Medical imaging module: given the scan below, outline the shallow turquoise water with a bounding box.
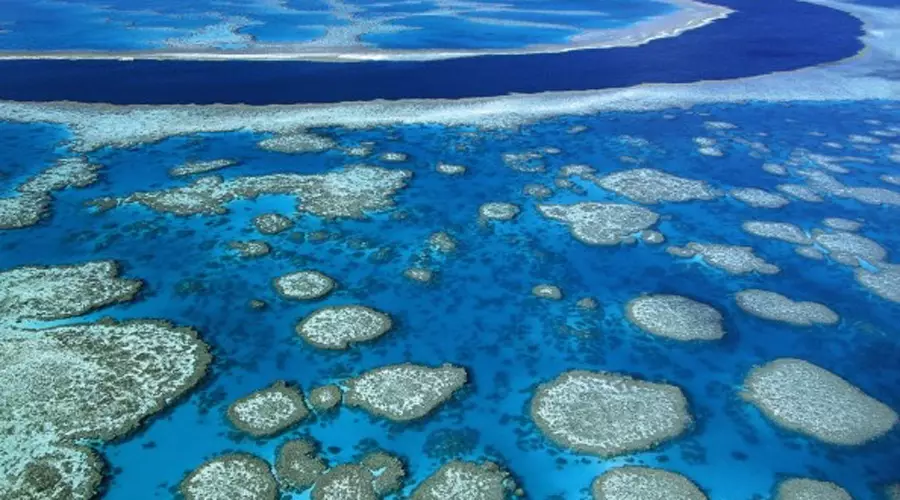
[0,0,678,51]
[360,15,579,50]
[1,101,898,498]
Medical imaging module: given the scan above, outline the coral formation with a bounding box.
[296,305,392,350]
[735,289,839,326]
[592,466,707,500]
[743,358,898,445]
[626,295,724,341]
[227,381,310,437]
[531,370,691,456]
[345,363,467,421]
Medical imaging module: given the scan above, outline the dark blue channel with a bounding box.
[0,0,864,104]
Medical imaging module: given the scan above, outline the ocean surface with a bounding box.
[1,0,900,498]
[1,100,899,499]
[0,0,672,52]
[0,0,862,104]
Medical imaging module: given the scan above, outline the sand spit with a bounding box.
[743,358,898,445]
[775,478,851,500]
[538,202,661,245]
[274,270,336,300]
[667,242,779,275]
[106,165,411,219]
[180,453,278,500]
[735,289,839,326]
[531,370,691,457]
[227,381,310,437]
[0,260,142,323]
[170,159,238,177]
[1,320,211,499]
[411,460,516,500]
[296,305,392,350]
[596,168,721,204]
[345,363,467,422]
[742,221,811,245]
[592,466,707,500]
[626,294,724,341]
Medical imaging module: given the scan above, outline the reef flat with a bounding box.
[274,270,336,300]
[180,453,277,500]
[531,370,691,456]
[276,439,328,492]
[170,159,237,177]
[345,363,467,421]
[776,478,852,500]
[667,242,780,275]
[226,381,310,437]
[538,203,661,245]
[1,320,210,498]
[595,168,721,204]
[743,359,898,445]
[735,289,839,326]
[0,260,142,322]
[626,294,725,341]
[742,221,811,245]
[0,156,101,229]
[592,466,707,500]
[100,166,411,219]
[296,305,392,349]
[412,460,516,500]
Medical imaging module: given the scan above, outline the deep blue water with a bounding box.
[1,101,898,499]
[0,0,862,104]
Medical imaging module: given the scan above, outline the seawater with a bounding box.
[1,101,898,499]
[0,0,671,52]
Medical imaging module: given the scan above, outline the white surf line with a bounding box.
[0,0,730,62]
[0,0,894,154]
